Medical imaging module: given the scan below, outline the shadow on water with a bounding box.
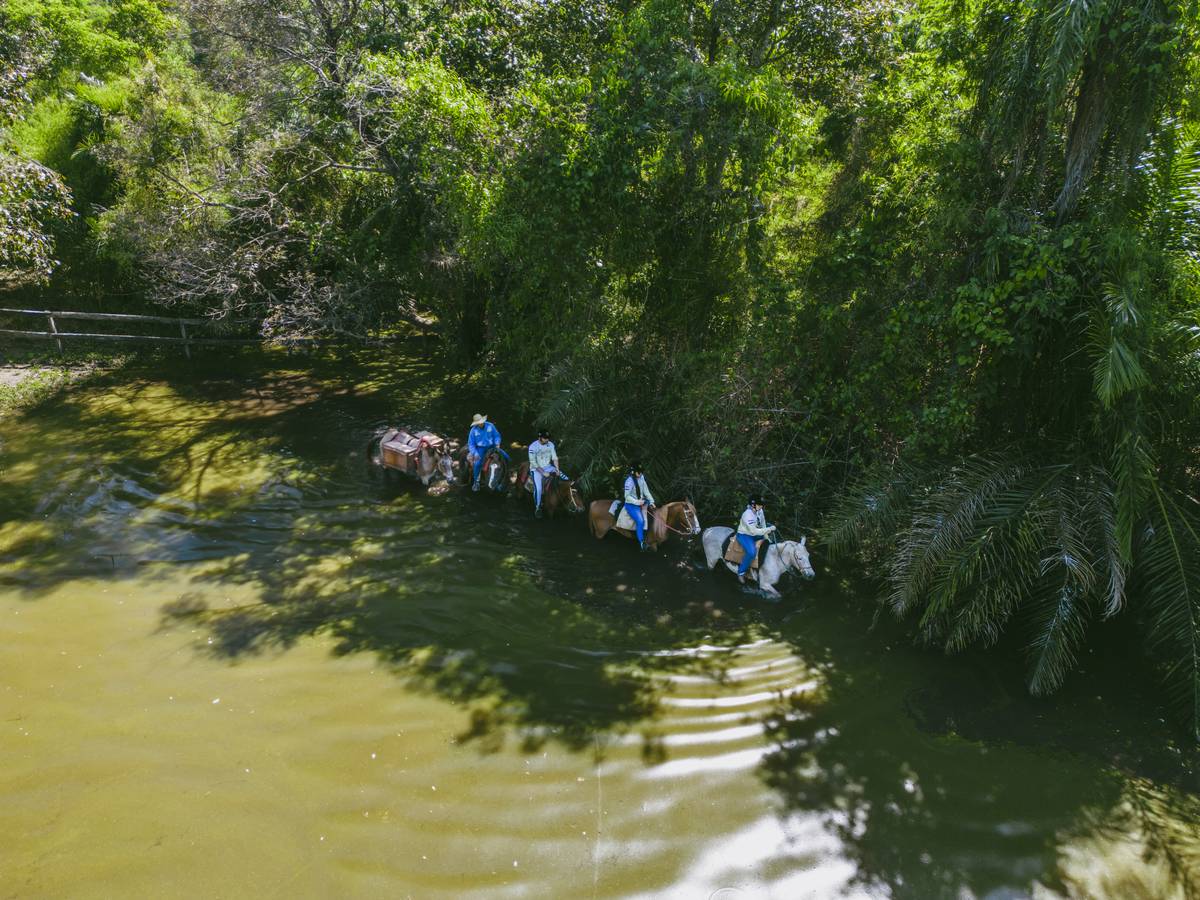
[3,342,765,754]
[759,581,1200,899]
[160,530,759,754]
[0,343,482,594]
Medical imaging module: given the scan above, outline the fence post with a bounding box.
[47,313,63,354]
[179,320,191,359]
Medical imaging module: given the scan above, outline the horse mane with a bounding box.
[650,503,669,543]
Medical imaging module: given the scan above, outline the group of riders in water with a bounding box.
[373,413,814,596]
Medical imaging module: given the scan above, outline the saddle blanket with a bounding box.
[608,501,637,531]
[723,535,764,571]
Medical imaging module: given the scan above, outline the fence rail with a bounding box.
[0,308,306,356]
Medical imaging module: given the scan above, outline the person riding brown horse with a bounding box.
[516,461,584,517]
[588,495,702,550]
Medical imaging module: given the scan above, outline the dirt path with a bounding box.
[0,366,40,388]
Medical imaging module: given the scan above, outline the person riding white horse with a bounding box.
[528,429,568,518]
[736,496,777,584]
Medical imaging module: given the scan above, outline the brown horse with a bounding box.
[588,499,702,550]
[515,463,584,516]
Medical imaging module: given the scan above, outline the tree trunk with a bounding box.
[1054,42,1112,219]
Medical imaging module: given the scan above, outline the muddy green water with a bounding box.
[2,349,1198,899]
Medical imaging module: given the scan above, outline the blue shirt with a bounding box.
[468,422,501,456]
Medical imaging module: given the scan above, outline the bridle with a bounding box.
[416,437,456,483]
[560,479,584,513]
[648,502,700,537]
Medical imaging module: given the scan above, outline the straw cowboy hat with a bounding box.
[471,413,488,426]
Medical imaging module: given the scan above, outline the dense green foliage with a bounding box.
[3,0,1200,734]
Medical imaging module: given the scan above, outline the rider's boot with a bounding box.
[535,505,543,519]
[472,479,480,492]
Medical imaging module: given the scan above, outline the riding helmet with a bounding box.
[748,495,763,506]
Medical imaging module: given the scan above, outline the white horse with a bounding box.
[701,526,815,596]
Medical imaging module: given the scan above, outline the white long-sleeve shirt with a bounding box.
[528,439,558,470]
[737,506,772,537]
[623,474,654,506]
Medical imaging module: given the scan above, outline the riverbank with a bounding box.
[0,359,124,418]
[0,342,170,417]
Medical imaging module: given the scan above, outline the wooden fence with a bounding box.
[1,308,265,358]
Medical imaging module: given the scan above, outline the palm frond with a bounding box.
[1138,485,1200,740]
[890,454,1030,618]
[823,461,920,556]
[1026,578,1092,696]
[1040,0,1105,105]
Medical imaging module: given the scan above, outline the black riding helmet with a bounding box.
[748,495,763,507]
[629,461,643,475]
[537,429,550,439]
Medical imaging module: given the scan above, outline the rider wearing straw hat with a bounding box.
[467,413,508,490]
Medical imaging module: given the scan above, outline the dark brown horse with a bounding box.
[587,499,702,550]
[457,445,510,493]
[515,463,584,516]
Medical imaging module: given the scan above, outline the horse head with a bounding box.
[679,499,702,536]
[783,537,815,579]
[562,480,584,513]
[416,445,437,486]
[436,449,456,485]
[485,449,505,491]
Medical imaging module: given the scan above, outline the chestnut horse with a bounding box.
[588,499,702,550]
[515,462,584,516]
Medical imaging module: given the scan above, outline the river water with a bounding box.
[1,348,1197,899]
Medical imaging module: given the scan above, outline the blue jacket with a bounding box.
[468,422,502,456]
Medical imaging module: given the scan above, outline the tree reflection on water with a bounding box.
[757,626,1200,899]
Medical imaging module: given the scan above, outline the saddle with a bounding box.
[722,533,764,571]
[381,429,444,474]
[608,500,637,531]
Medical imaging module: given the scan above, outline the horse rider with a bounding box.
[528,429,567,517]
[619,461,656,550]
[736,496,777,583]
[467,413,509,491]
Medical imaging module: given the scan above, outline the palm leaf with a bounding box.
[1138,485,1200,740]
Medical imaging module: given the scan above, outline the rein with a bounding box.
[648,504,698,537]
